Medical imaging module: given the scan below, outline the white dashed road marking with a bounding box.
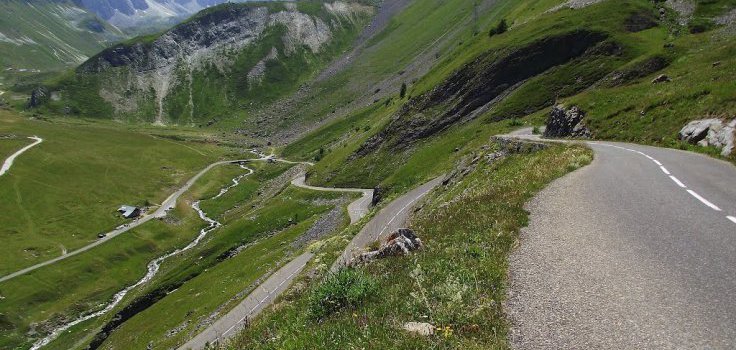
[669,176,686,188]
[687,190,722,212]
[594,142,734,224]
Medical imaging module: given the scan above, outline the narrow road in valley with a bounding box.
[180,173,441,350]
[0,135,43,176]
[31,164,256,350]
[0,158,254,283]
[331,177,443,271]
[291,175,373,224]
[506,129,736,349]
[178,252,314,350]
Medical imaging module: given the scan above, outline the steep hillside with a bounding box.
[219,0,736,348]
[44,1,373,126]
[298,0,736,192]
[0,0,123,73]
[75,0,265,33]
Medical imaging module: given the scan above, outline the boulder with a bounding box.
[679,118,735,156]
[349,228,422,266]
[27,86,49,108]
[544,105,591,138]
[651,74,671,84]
[403,322,435,336]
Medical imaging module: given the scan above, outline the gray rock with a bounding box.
[27,86,49,108]
[679,118,721,143]
[651,74,671,84]
[679,118,735,156]
[349,228,422,266]
[403,322,435,336]
[544,105,591,138]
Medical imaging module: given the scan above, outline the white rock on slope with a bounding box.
[679,118,736,156]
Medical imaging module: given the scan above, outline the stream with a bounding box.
[31,164,253,350]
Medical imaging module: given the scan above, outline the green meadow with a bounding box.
[0,110,229,274]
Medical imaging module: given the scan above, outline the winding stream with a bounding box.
[31,164,253,350]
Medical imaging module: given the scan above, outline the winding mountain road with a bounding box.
[506,129,736,349]
[0,135,43,177]
[0,158,254,283]
[180,169,441,349]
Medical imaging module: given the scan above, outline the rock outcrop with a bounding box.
[27,87,49,109]
[353,30,608,157]
[544,105,591,138]
[679,118,735,156]
[66,2,372,124]
[349,228,422,266]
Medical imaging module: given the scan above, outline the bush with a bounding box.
[308,268,378,320]
[507,118,524,127]
[532,126,541,135]
[400,82,407,99]
[688,18,714,34]
[489,19,508,37]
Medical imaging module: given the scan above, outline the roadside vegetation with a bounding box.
[36,163,357,349]
[225,144,593,349]
[3,0,735,348]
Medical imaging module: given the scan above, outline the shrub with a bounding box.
[400,82,407,99]
[507,118,524,127]
[532,126,541,135]
[688,18,714,34]
[489,19,508,37]
[308,268,378,320]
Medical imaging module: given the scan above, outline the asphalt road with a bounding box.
[506,130,736,349]
[331,177,443,271]
[178,252,314,350]
[181,176,441,350]
[291,174,373,224]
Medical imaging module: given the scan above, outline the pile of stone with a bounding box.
[678,118,735,156]
[349,228,422,266]
[544,105,591,138]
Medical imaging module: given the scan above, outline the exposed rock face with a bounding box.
[27,87,49,109]
[247,47,279,86]
[75,2,372,124]
[548,0,607,12]
[353,30,608,158]
[349,228,422,266]
[544,105,591,138]
[665,0,695,25]
[679,118,735,156]
[599,56,669,87]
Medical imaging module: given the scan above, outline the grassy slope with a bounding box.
[0,0,121,73]
[31,160,357,349]
[228,145,593,349]
[0,110,229,273]
[0,137,31,159]
[0,110,238,349]
[219,0,735,347]
[93,187,353,350]
[298,0,736,195]
[556,26,736,160]
[47,1,372,126]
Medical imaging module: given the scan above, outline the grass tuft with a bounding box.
[308,268,378,320]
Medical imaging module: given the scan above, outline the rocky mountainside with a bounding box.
[73,0,263,32]
[46,1,373,125]
[0,0,124,72]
